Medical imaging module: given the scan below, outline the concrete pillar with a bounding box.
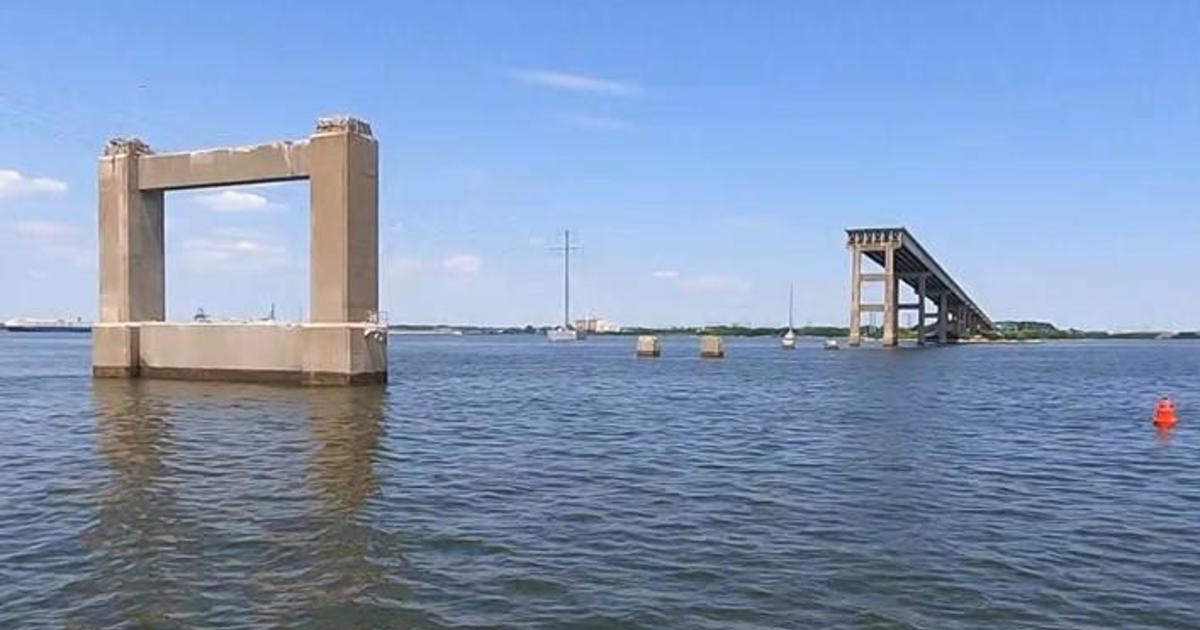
[95,138,163,378]
[938,293,948,344]
[916,274,926,346]
[309,117,379,323]
[636,335,661,357]
[98,138,164,323]
[699,335,725,358]
[848,245,862,346]
[882,244,897,347]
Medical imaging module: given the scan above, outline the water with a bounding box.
[1,333,1199,629]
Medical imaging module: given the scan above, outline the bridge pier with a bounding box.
[93,116,388,385]
[915,274,927,346]
[938,293,949,343]
[849,245,862,346]
[847,227,992,347]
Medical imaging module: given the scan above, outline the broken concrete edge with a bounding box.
[137,139,310,161]
[103,137,153,156]
[314,115,373,137]
[103,113,372,161]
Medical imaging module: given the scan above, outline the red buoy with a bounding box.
[1153,397,1178,429]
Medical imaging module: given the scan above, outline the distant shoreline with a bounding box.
[3,322,1195,341]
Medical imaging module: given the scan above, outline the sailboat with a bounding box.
[547,229,583,342]
[780,284,797,349]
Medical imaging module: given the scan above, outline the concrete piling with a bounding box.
[636,335,661,357]
[699,335,725,359]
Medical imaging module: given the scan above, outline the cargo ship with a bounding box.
[1,317,92,333]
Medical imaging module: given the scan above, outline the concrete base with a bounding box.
[92,322,388,386]
[636,335,661,357]
[699,335,725,359]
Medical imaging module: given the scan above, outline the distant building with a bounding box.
[574,317,622,334]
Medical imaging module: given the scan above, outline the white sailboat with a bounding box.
[547,229,582,342]
[780,284,797,349]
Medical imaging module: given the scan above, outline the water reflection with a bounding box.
[305,386,386,516]
[77,379,183,626]
[75,379,402,626]
[296,386,413,624]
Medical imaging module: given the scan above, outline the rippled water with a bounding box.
[1,333,1199,628]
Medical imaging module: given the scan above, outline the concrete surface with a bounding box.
[699,335,725,359]
[636,335,661,357]
[93,116,385,385]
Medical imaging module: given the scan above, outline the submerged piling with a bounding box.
[699,335,725,359]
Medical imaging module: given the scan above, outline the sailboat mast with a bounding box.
[563,229,570,328]
[788,284,794,329]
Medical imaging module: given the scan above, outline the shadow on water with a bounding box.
[67,379,425,628]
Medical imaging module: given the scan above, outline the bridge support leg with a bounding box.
[848,245,862,346]
[882,244,897,347]
[95,140,164,377]
[938,293,948,344]
[916,275,926,346]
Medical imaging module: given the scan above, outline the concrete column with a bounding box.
[699,335,725,358]
[98,138,164,323]
[938,293,948,344]
[636,335,661,357]
[309,117,379,323]
[916,275,926,346]
[848,245,862,346]
[882,244,897,347]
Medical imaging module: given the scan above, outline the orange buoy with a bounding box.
[1153,396,1178,429]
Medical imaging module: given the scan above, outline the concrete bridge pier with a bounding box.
[847,227,993,347]
[93,116,388,385]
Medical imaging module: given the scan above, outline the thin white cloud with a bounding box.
[181,235,287,270]
[9,219,78,238]
[0,169,67,201]
[189,189,282,213]
[509,68,641,96]
[650,268,747,292]
[442,254,483,276]
[385,253,483,279]
[680,273,747,293]
[6,219,92,267]
[386,257,425,277]
[562,114,631,132]
[44,243,94,268]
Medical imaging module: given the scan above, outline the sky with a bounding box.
[0,1,1197,330]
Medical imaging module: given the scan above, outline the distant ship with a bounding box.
[2,317,92,333]
[780,284,797,349]
[547,229,584,342]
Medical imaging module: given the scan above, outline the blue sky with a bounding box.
[1,1,1197,329]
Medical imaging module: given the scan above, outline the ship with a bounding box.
[2,317,92,333]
